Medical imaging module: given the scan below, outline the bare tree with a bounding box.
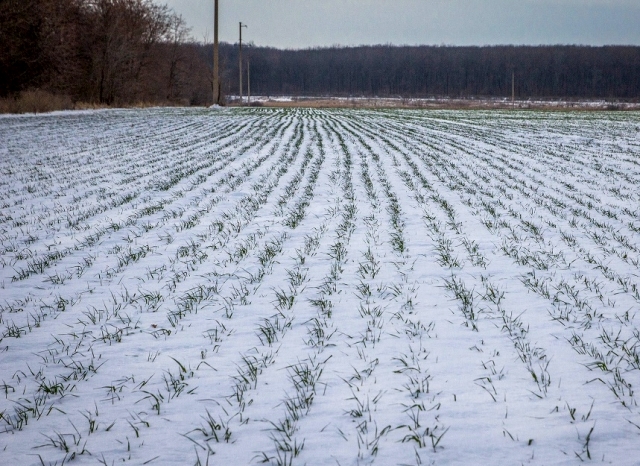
[164,14,191,102]
[0,0,90,97]
[85,0,172,104]
[0,0,54,96]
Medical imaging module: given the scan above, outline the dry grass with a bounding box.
[233,97,640,111]
[0,90,74,114]
[3,91,636,114]
[0,92,189,114]
[73,101,111,111]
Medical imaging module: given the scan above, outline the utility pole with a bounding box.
[213,0,220,105]
[512,71,515,107]
[239,22,247,105]
[247,61,251,105]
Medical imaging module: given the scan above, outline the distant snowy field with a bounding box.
[1,108,640,465]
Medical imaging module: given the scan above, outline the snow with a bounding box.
[1,107,640,465]
[243,96,640,110]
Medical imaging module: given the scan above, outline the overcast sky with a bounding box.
[158,0,640,48]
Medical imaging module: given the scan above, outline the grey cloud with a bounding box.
[160,0,640,47]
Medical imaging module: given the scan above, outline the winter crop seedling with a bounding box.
[2,107,640,464]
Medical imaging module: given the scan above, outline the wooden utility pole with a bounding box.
[239,22,247,105]
[247,61,251,105]
[213,0,220,105]
[512,71,515,107]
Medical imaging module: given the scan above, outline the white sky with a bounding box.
[158,0,640,48]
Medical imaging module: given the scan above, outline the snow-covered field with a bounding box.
[1,108,640,465]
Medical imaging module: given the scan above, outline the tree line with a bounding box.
[218,44,640,100]
[2,0,639,106]
[0,0,210,105]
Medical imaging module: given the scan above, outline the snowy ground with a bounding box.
[234,96,640,110]
[1,108,640,465]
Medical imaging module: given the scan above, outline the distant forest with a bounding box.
[216,44,640,100]
[2,0,640,106]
